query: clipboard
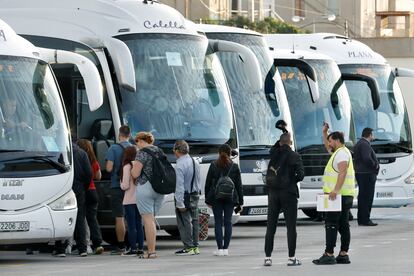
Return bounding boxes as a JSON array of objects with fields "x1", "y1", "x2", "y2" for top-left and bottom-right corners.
[{"x1": 316, "y1": 194, "x2": 342, "y2": 212}]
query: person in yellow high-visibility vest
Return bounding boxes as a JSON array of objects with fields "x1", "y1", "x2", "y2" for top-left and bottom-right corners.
[{"x1": 313, "y1": 122, "x2": 356, "y2": 265}]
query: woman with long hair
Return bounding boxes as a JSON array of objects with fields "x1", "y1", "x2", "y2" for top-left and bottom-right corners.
[
  {"x1": 76, "y1": 139, "x2": 104, "y2": 254},
  {"x1": 120, "y1": 146, "x2": 145, "y2": 257},
  {"x1": 131, "y1": 131, "x2": 165, "y2": 259},
  {"x1": 205, "y1": 144, "x2": 243, "y2": 256}
]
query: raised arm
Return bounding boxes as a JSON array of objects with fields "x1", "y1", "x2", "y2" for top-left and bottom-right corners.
[{"x1": 322, "y1": 122, "x2": 331, "y2": 154}]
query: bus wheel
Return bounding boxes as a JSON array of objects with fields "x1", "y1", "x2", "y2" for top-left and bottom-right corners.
[{"x1": 302, "y1": 208, "x2": 318, "y2": 219}]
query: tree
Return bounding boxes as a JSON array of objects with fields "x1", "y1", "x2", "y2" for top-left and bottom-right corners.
[{"x1": 203, "y1": 16, "x2": 307, "y2": 34}]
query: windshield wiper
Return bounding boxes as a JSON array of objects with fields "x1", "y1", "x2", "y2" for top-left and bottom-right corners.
[
  {"x1": 0, "y1": 155, "x2": 69, "y2": 173},
  {"x1": 240, "y1": 144, "x2": 272, "y2": 149},
  {"x1": 156, "y1": 139, "x2": 209, "y2": 146},
  {"x1": 0, "y1": 149, "x2": 27, "y2": 153},
  {"x1": 373, "y1": 143, "x2": 413, "y2": 153},
  {"x1": 372, "y1": 138, "x2": 392, "y2": 142}
]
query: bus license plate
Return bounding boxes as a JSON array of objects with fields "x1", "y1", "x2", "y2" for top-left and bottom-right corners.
[
  {"x1": 248, "y1": 207, "x2": 268, "y2": 215},
  {"x1": 376, "y1": 192, "x2": 393, "y2": 198},
  {"x1": 0, "y1": 221, "x2": 30, "y2": 232}
]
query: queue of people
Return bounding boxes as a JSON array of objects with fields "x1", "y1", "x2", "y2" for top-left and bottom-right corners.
[{"x1": 49, "y1": 121, "x2": 376, "y2": 268}]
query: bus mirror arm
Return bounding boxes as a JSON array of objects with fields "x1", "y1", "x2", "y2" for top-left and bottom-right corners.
[
  {"x1": 208, "y1": 39, "x2": 263, "y2": 92},
  {"x1": 272, "y1": 58, "x2": 319, "y2": 103},
  {"x1": 38, "y1": 48, "x2": 104, "y2": 111},
  {"x1": 394, "y1": 67, "x2": 414, "y2": 78},
  {"x1": 342, "y1": 73, "x2": 380, "y2": 110},
  {"x1": 104, "y1": 38, "x2": 136, "y2": 93}
]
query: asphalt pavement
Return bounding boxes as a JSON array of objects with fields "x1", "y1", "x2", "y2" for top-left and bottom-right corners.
[{"x1": 1, "y1": 206, "x2": 414, "y2": 276}]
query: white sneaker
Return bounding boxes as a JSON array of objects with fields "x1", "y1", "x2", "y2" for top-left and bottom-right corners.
[
  {"x1": 65, "y1": 244, "x2": 72, "y2": 255},
  {"x1": 87, "y1": 245, "x2": 93, "y2": 254},
  {"x1": 213, "y1": 249, "x2": 224, "y2": 256},
  {"x1": 222, "y1": 249, "x2": 229, "y2": 256}
]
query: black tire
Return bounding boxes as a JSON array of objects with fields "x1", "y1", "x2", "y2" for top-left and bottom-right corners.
[
  {"x1": 302, "y1": 208, "x2": 318, "y2": 219},
  {"x1": 165, "y1": 229, "x2": 180, "y2": 238}
]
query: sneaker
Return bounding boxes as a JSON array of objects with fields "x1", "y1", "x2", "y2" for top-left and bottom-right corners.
[
  {"x1": 87, "y1": 245, "x2": 93, "y2": 254},
  {"x1": 287, "y1": 257, "x2": 302, "y2": 266},
  {"x1": 192, "y1": 247, "x2": 200, "y2": 255},
  {"x1": 122, "y1": 250, "x2": 138, "y2": 256},
  {"x1": 312, "y1": 253, "x2": 336, "y2": 265},
  {"x1": 94, "y1": 246, "x2": 104, "y2": 255},
  {"x1": 65, "y1": 244, "x2": 72, "y2": 255},
  {"x1": 137, "y1": 250, "x2": 145, "y2": 259},
  {"x1": 54, "y1": 252, "x2": 66, "y2": 257},
  {"x1": 213, "y1": 249, "x2": 224, "y2": 256},
  {"x1": 336, "y1": 254, "x2": 351, "y2": 264},
  {"x1": 79, "y1": 252, "x2": 88, "y2": 257},
  {"x1": 264, "y1": 257, "x2": 272, "y2": 266},
  {"x1": 175, "y1": 248, "x2": 195, "y2": 256},
  {"x1": 111, "y1": 247, "x2": 126, "y2": 255},
  {"x1": 222, "y1": 249, "x2": 229, "y2": 256}
]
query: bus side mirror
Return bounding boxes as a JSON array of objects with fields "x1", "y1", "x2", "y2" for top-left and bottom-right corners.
[
  {"x1": 39, "y1": 48, "x2": 104, "y2": 111},
  {"x1": 209, "y1": 39, "x2": 263, "y2": 92},
  {"x1": 342, "y1": 73, "x2": 380, "y2": 110},
  {"x1": 394, "y1": 67, "x2": 414, "y2": 78},
  {"x1": 105, "y1": 38, "x2": 136, "y2": 93},
  {"x1": 272, "y1": 58, "x2": 319, "y2": 103}
]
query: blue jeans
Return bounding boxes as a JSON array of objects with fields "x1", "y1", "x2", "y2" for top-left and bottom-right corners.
[
  {"x1": 124, "y1": 204, "x2": 144, "y2": 251},
  {"x1": 212, "y1": 201, "x2": 234, "y2": 249}
]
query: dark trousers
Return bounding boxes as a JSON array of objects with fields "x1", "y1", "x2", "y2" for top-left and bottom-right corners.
[
  {"x1": 212, "y1": 200, "x2": 234, "y2": 249},
  {"x1": 124, "y1": 204, "x2": 144, "y2": 251},
  {"x1": 85, "y1": 189, "x2": 102, "y2": 248},
  {"x1": 356, "y1": 173, "x2": 377, "y2": 224},
  {"x1": 265, "y1": 191, "x2": 298, "y2": 258},
  {"x1": 73, "y1": 189, "x2": 87, "y2": 254},
  {"x1": 325, "y1": 195, "x2": 353, "y2": 254}
]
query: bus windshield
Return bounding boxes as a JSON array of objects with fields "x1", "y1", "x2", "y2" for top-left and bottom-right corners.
[
  {"x1": 278, "y1": 59, "x2": 354, "y2": 152},
  {"x1": 0, "y1": 56, "x2": 71, "y2": 176},
  {"x1": 205, "y1": 33, "x2": 289, "y2": 148},
  {"x1": 117, "y1": 34, "x2": 235, "y2": 147},
  {"x1": 340, "y1": 64, "x2": 412, "y2": 154}
]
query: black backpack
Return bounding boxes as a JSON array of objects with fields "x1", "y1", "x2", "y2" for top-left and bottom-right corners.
[
  {"x1": 215, "y1": 163, "x2": 235, "y2": 201},
  {"x1": 266, "y1": 152, "x2": 290, "y2": 190},
  {"x1": 141, "y1": 147, "x2": 176, "y2": 195}
]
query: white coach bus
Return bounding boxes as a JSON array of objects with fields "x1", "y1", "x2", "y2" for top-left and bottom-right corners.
[
  {"x1": 275, "y1": 33, "x2": 414, "y2": 209},
  {"x1": 0, "y1": 0, "x2": 262, "y2": 238},
  {"x1": 198, "y1": 25, "x2": 297, "y2": 221},
  {"x1": 0, "y1": 19, "x2": 102, "y2": 244}
]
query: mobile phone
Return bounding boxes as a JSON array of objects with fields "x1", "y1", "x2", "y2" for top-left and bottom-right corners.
[{"x1": 234, "y1": 206, "x2": 241, "y2": 214}]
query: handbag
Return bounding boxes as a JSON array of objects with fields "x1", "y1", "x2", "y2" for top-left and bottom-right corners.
[{"x1": 184, "y1": 157, "x2": 197, "y2": 209}]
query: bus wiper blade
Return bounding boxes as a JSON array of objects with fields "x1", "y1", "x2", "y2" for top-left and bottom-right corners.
[
  {"x1": 156, "y1": 139, "x2": 209, "y2": 146},
  {"x1": 240, "y1": 144, "x2": 272, "y2": 149},
  {"x1": 0, "y1": 155, "x2": 70, "y2": 173},
  {"x1": 374, "y1": 143, "x2": 413, "y2": 153},
  {"x1": 0, "y1": 149, "x2": 27, "y2": 153},
  {"x1": 372, "y1": 138, "x2": 392, "y2": 142}
]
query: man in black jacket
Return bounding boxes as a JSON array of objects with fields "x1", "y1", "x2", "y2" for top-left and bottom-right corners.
[
  {"x1": 354, "y1": 128, "x2": 379, "y2": 226},
  {"x1": 264, "y1": 132, "x2": 305, "y2": 267}
]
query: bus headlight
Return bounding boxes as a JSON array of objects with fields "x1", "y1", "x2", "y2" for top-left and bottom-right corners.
[
  {"x1": 404, "y1": 173, "x2": 414, "y2": 184},
  {"x1": 49, "y1": 190, "x2": 77, "y2": 210}
]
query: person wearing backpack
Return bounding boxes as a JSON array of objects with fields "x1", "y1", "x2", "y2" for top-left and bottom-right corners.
[
  {"x1": 264, "y1": 132, "x2": 304, "y2": 267},
  {"x1": 173, "y1": 140, "x2": 201, "y2": 256},
  {"x1": 105, "y1": 125, "x2": 132, "y2": 254},
  {"x1": 131, "y1": 131, "x2": 165, "y2": 259},
  {"x1": 205, "y1": 144, "x2": 243, "y2": 257}
]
